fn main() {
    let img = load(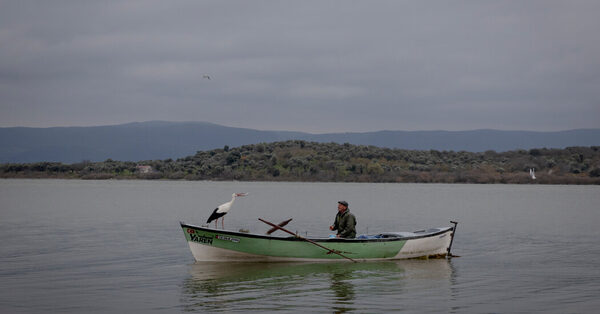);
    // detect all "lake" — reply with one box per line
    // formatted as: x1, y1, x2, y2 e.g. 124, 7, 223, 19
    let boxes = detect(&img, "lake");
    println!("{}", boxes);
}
1, 179, 599, 313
